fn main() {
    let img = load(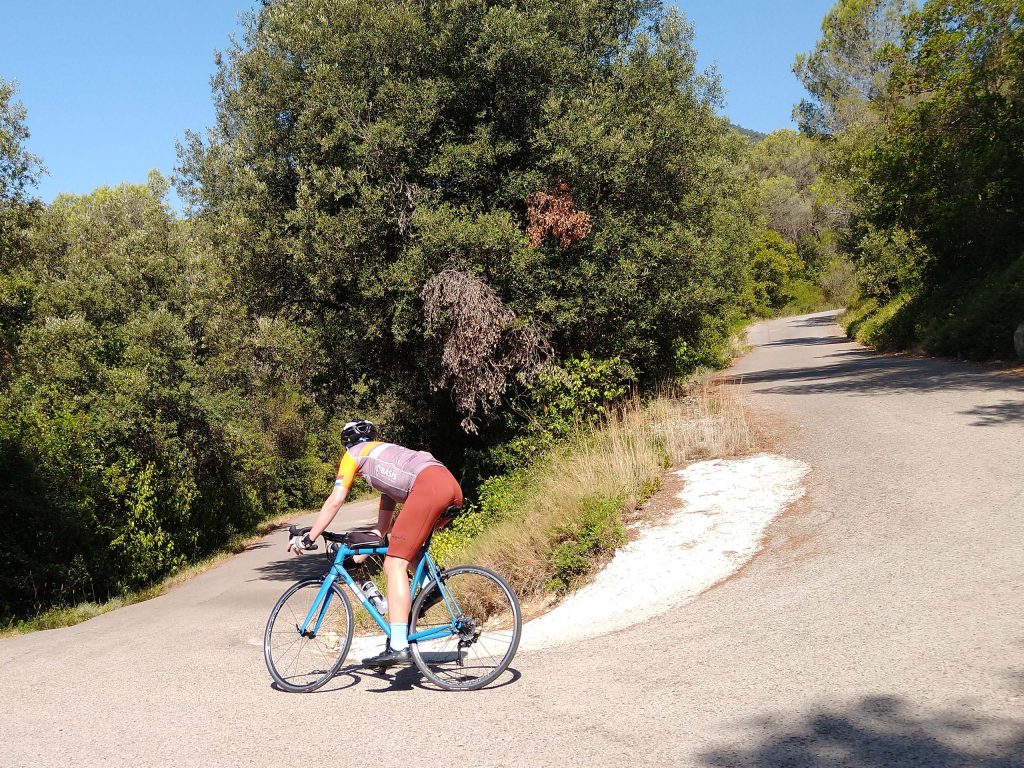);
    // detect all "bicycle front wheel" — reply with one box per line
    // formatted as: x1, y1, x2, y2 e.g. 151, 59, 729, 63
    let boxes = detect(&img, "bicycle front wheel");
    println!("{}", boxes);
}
409, 565, 521, 691
264, 579, 353, 692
